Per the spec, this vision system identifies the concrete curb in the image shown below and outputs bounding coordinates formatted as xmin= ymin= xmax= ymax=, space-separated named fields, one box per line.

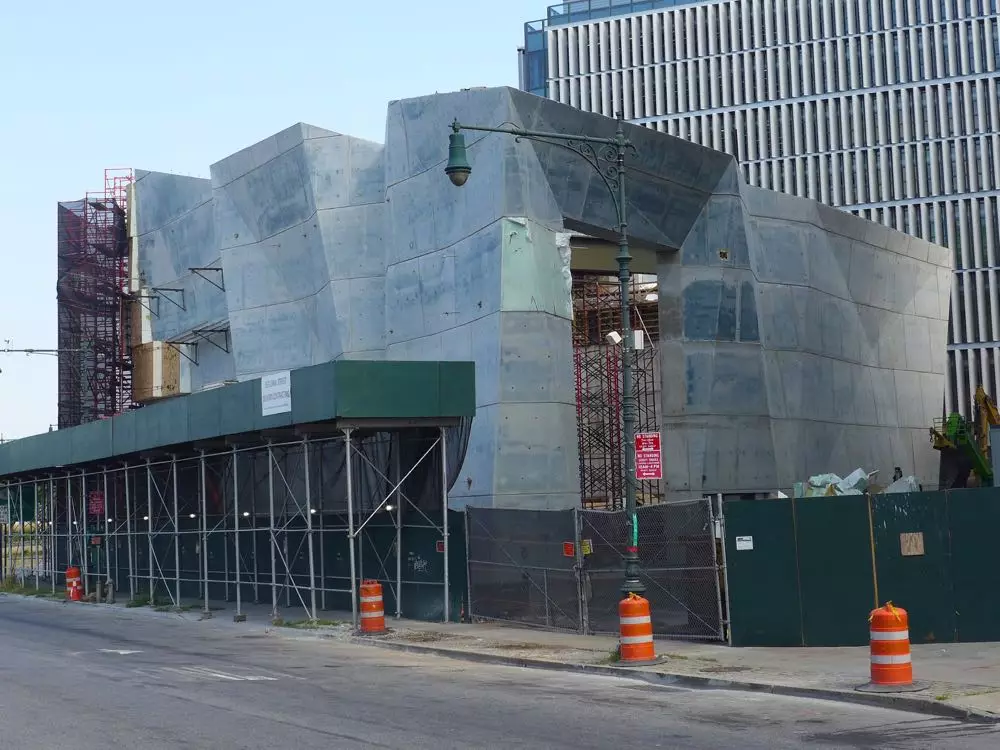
xmin=7 ymin=593 xmax=997 ymax=724
xmin=346 ymin=636 xmax=1000 ymax=725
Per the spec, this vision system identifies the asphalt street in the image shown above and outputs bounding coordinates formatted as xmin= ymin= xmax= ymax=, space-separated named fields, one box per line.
xmin=0 ymin=596 xmax=997 ymax=749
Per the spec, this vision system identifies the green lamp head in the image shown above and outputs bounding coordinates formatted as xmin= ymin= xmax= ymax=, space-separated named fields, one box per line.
xmin=445 ymin=120 xmax=471 ymax=187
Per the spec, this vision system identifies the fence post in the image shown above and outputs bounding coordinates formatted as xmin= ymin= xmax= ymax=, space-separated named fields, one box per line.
xmin=464 ymin=509 xmax=473 ymax=624
xmin=717 ymin=493 xmax=733 ymax=645
xmin=573 ymin=506 xmax=589 ymax=635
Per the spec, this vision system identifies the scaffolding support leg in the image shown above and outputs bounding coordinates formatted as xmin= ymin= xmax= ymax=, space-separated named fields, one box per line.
xmin=441 ymin=427 xmax=450 ymax=624
xmin=200 ymin=451 xmax=210 ymax=616
xmin=303 ymin=437 xmax=318 ymax=621
xmin=65 ymin=474 xmax=72 ymax=583
xmin=233 ymin=447 xmax=243 ymax=622
xmin=172 ymin=455 xmax=180 ymax=607
xmin=147 ymin=459 xmax=154 ymax=604
xmin=345 ymin=429 xmax=357 ymax=630
xmin=268 ymin=443 xmax=277 ymax=619
xmin=17 ymin=481 xmax=24 ymax=585
xmin=251 ymin=453 xmax=259 ymax=605
xmin=48 ymin=476 xmax=55 ymax=594
xmin=318 ymin=444 xmax=326 ymax=612
xmin=124 ymin=464 xmax=134 ymax=601
xmin=34 ymin=478 xmax=40 ymax=590
xmin=394 ymin=433 xmax=402 ymax=619
xmin=80 ymin=472 xmax=88 ymax=597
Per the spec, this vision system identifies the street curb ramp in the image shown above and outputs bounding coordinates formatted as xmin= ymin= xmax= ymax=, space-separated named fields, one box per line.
xmin=349 ymin=636 xmax=1000 ymax=725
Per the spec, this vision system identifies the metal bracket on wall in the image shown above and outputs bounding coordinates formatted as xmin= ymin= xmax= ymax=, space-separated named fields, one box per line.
xmin=188 ymin=267 xmax=225 ymax=292
xmin=164 ymin=341 xmax=198 ymax=366
xmin=134 ymin=292 xmax=160 ymax=318
xmin=151 ymin=287 xmax=186 ymax=311
xmin=189 ymin=327 xmax=230 ymax=354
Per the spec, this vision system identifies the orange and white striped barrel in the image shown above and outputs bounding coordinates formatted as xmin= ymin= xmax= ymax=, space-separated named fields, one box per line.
xmin=359 ymin=579 xmax=386 ymax=634
xmin=869 ymin=602 xmax=912 ymax=686
xmin=619 ymin=593 xmax=656 ymax=663
xmin=66 ymin=566 xmax=82 ymax=602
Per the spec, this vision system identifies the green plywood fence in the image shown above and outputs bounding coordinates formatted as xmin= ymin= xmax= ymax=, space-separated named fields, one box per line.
xmin=725 ymin=488 xmax=1000 ymax=647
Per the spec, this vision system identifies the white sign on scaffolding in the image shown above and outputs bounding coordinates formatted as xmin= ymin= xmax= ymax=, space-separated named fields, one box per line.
xmin=260 ymin=370 xmax=292 ymax=417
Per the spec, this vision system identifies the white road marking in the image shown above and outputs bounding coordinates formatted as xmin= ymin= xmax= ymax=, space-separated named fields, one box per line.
xmin=161 ymin=665 xmax=279 ymax=682
xmin=98 ymin=649 xmax=143 ymax=655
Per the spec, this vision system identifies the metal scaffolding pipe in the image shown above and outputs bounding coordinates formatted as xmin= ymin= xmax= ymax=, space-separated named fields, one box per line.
xmin=232 ymin=446 xmax=243 ymax=621
xmin=64 ymin=474 xmax=71 ymax=583
xmin=267 ymin=442 xmax=277 ymax=618
xmin=441 ymin=427 xmax=450 ymax=623
xmin=146 ymin=459 xmax=154 ymax=604
xmin=80 ymin=471 xmax=89 ymax=597
xmin=345 ymin=429 xmax=357 ymax=630
xmin=200 ymin=451 xmax=210 ymax=616
xmin=17 ymin=481 xmax=24 ymax=585
xmin=394 ymin=433 xmax=402 ymax=619
xmin=33 ymin=478 xmax=40 ymax=590
xmin=303 ymin=437 xmax=318 ymax=620
xmin=124 ymin=463 xmax=135 ymax=600
xmin=48 ymin=476 xmax=55 ymax=594
xmin=172 ymin=455 xmax=180 ymax=607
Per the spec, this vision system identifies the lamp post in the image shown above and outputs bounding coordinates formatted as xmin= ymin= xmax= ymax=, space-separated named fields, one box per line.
xmin=445 ymin=116 xmax=645 ymax=595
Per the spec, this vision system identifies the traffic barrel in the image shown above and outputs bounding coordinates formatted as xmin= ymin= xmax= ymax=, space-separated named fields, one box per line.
xmin=619 ymin=592 xmax=656 ymax=663
xmin=359 ymin=579 xmax=387 ymax=634
xmin=869 ymin=602 xmax=912 ymax=686
xmin=66 ymin=566 xmax=82 ymax=602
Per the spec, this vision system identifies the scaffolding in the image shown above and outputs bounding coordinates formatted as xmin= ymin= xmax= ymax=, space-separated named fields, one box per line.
xmin=572 ymin=272 xmax=661 ymax=509
xmin=0 ymin=425 xmax=468 ymax=627
xmin=57 ymin=168 xmax=135 ymax=428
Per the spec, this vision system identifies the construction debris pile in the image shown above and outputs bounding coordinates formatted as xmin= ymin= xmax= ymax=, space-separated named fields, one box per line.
xmin=793 ymin=468 xmax=921 ymax=498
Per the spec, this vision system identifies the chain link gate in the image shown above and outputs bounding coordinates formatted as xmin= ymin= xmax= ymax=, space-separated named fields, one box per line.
xmin=465 ymin=498 xmax=725 ymax=640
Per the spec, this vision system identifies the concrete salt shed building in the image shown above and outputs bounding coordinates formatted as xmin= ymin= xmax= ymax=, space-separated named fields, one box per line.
xmin=130 ymin=85 xmax=951 ymax=506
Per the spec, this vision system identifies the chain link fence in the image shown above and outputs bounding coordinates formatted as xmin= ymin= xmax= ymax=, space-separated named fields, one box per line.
xmin=466 ymin=498 xmax=724 ymax=640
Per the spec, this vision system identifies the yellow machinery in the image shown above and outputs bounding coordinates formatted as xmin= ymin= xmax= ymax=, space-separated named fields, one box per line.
xmin=931 ymin=385 xmax=1000 ymax=487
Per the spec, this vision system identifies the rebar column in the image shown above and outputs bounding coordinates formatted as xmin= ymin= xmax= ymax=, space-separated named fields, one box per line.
xmin=172 ymin=455 xmax=180 ymax=608
xmin=440 ymin=428 xmax=450 ymax=623
xmin=232 ymin=446 xmax=243 ymax=621
xmin=267 ymin=442 xmax=277 ymax=619
xmin=345 ymin=429 xmax=358 ymax=630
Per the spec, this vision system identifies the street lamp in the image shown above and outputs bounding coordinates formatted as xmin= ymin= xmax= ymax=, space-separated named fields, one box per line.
xmin=445 ymin=116 xmax=644 ymax=596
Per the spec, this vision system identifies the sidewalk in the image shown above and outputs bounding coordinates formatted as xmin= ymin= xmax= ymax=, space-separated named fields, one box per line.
xmin=9 ymin=590 xmax=1000 ymax=722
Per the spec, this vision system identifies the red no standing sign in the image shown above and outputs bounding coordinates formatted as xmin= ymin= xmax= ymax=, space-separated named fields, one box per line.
xmin=635 ymin=432 xmax=662 ymax=480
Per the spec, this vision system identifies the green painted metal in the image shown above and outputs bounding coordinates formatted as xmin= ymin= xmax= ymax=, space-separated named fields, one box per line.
xmin=795 ymin=496 xmax=875 ymax=647
xmin=724 ymin=498 xmax=803 ymax=647
xmin=725 ymin=488 xmax=1000 ymax=647
xmin=872 ymin=491 xmax=956 ymax=644
xmin=949 ymin=488 xmax=1000 ymax=642
xmin=0 ymin=360 xmax=475 ymax=478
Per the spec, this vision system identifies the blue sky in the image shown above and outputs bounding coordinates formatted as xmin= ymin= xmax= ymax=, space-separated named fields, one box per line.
xmin=0 ymin=0 xmax=547 ymax=439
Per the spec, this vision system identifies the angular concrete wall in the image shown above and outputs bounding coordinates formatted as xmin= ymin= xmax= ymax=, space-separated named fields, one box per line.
xmin=132 ymin=86 xmax=951 ymax=507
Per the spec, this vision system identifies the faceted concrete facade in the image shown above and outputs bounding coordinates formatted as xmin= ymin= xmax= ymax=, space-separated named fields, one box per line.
xmin=133 ymin=86 xmax=951 ymax=508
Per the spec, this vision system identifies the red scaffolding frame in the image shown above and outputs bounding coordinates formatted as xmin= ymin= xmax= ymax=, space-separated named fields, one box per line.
xmin=57 ymin=168 xmax=135 ymax=427
xmin=571 ymin=273 xmax=661 ymax=510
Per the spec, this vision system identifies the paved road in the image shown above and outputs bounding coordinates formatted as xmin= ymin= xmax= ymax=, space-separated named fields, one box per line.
xmin=0 ymin=596 xmax=997 ymax=749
